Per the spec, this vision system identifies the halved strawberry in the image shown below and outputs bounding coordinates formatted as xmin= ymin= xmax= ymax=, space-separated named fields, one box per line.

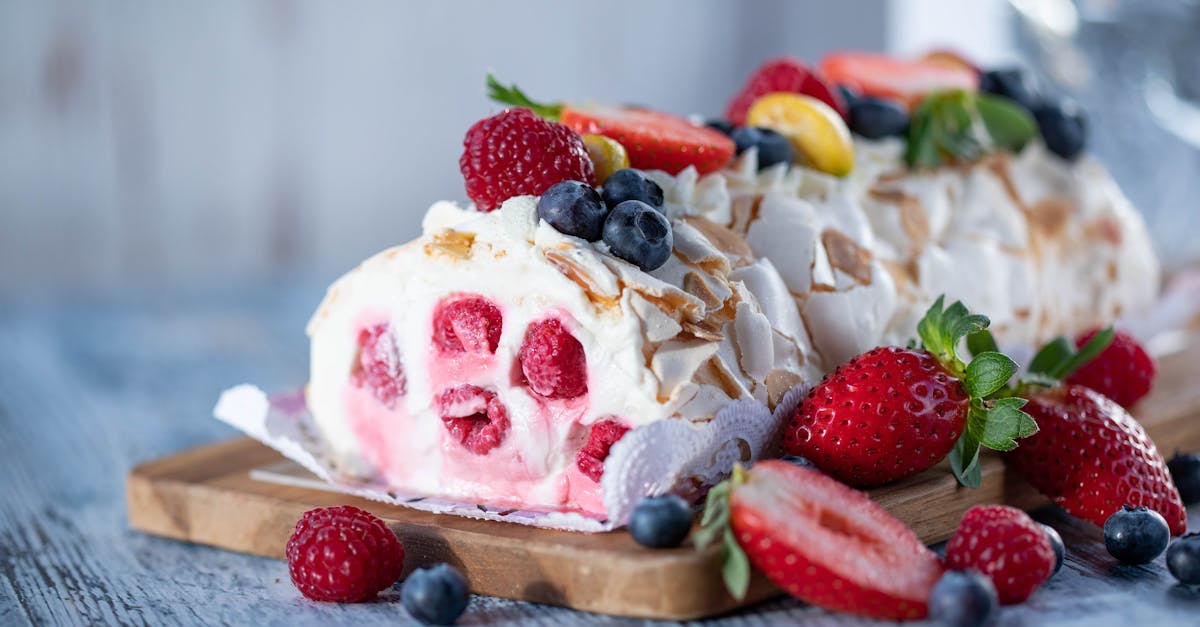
xmin=560 ymin=104 xmax=735 ymax=175
xmin=699 ymin=461 xmax=943 ymax=619
xmin=725 ymin=57 xmax=848 ymax=124
xmin=819 ymin=52 xmax=979 ymax=109
xmin=486 ymin=75 xmax=736 ymax=176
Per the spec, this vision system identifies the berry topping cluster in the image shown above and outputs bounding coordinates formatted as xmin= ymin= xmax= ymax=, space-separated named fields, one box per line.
xmin=537 ymin=170 xmax=674 ymax=272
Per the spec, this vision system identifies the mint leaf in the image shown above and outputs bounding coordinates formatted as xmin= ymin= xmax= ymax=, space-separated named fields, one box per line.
xmin=904 ymin=90 xmax=1034 ymax=168
xmin=1052 ymin=327 xmax=1115 ymax=380
xmin=1028 ymin=336 xmax=1073 ymax=377
xmin=722 ymin=528 xmax=751 ymax=600
xmin=967 ymin=329 xmax=999 ymax=357
xmin=905 ymin=98 xmax=942 ymax=168
xmin=950 ymin=431 xmax=982 ymax=488
xmin=976 ymin=94 xmax=1038 ymax=152
xmin=964 ymin=351 xmax=1018 ymax=399
xmin=486 ymin=74 xmax=564 ymax=120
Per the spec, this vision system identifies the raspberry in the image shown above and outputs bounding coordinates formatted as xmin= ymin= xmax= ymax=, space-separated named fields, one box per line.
xmin=353 ymin=323 xmax=406 ymax=408
xmin=460 ymin=108 xmax=595 ymax=212
xmin=438 ymin=385 xmax=510 ymax=455
xmin=575 ymin=418 xmax=630 ymax=482
xmin=285 ymin=505 xmax=405 ymax=603
xmin=1065 ymin=328 xmax=1156 ymax=408
xmin=432 ymin=295 xmax=503 ymax=354
xmin=945 ymin=505 xmax=1055 ymax=605
xmin=518 ymin=318 xmax=588 ymax=399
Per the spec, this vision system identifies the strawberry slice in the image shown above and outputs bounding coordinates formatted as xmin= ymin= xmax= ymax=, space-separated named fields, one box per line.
xmin=560 ymin=104 xmax=735 ymax=175
xmin=726 ymin=57 xmax=848 ymax=125
xmin=819 ymin=52 xmax=979 ymax=109
xmin=700 ymin=461 xmax=943 ymax=620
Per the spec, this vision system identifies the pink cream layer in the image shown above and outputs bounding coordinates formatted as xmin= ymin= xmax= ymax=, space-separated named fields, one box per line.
xmin=343 ymin=307 xmax=606 ymax=516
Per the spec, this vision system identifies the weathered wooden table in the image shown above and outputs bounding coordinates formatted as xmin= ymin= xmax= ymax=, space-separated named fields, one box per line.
xmin=2 ymin=281 xmax=1198 ymax=626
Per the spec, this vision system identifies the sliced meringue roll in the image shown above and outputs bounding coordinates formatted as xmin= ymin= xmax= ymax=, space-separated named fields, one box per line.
xmin=306 ymin=196 xmax=816 ymax=518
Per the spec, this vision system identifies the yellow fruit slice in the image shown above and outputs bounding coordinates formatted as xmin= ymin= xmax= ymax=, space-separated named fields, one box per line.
xmin=746 ymin=92 xmax=854 ymax=177
xmin=582 ymin=134 xmax=630 ymax=185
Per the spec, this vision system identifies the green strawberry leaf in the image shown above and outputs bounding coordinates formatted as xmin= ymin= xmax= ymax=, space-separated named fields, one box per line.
xmin=974 ymin=398 xmax=1036 ymax=451
xmin=951 ymin=315 xmax=991 ymax=350
xmin=1022 ymin=326 xmax=1114 ymax=392
xmin=1051 ymin=327 xmax=1115 ymax=380
xmin=694 ymin=481 xmax=731 ymax=550
xmin=964 ymin=351 xmax=1018 ymax=399
xmin=915 ymin=294 xmax=1037 ymax=487
xmin=486 ymin=74 xmax=564 ymax=121
xmin=696 ymin=467 xmax=753 ymax=600
xmin=723 ymin=528 xmax=751 ymax=601
xmin=976 ymin=94 xmax=1038 ymax=152
xmin=1028 ymin=336 xmax=1074 ymax=377
xmin=950 ymin=431 xmax=982 ymax=488
xmin=967 ymin=329 xmax=999 ymax=357
xmin=966 ymin=396 xmax=1037 ymax=453
xmin=917 ymin=296 xmax=990 ymax=377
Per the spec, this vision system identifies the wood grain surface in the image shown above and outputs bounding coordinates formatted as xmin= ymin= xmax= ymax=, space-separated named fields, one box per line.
xmin=3 ymin=282 xmax=1199 ymax=626
xmin=125 ymin=321 xmax=1200 ymax=620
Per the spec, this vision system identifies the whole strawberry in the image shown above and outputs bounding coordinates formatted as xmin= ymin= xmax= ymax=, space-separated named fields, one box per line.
xmin=697 ymin=460 xmax=944 ymax=620
xmin=460 ymin=107 xmax=594 ymax=212
xmin=784 ymin=297 xmax=1035 ymax=487
xmin=945 ymin=505 xmax=1056 ymax=605
xmin=1064 ymin=328 xmax=1156 ymax=408
xmin=286 ymin=505 xmax=405 ymax=602
xmin=1007 ymin=385 xmax=1187 ymax=536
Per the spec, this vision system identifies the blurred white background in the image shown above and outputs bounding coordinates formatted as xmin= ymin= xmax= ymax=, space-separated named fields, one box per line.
xmin=3 ymin=0 xmax=1193 ymax=294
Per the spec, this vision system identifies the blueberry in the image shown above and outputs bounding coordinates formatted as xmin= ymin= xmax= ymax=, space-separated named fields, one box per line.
xmin=602 ymin=200 xmax=673 ymax=272
xmin=628 ymin=494 xmax=692 ymax=548
xmin=1042 ymin=523 xmax=1065 ymax=576
xmin=836 ymin=84 xmax=861 ymax=108
xmin=779 ymin=454 xmax=816 ymax=470
xmin=1103 ymin=505 xmax=1170 ymax=565
xmin=730 ymin=127 xmax=795 ymax=170
xmin=1167 ymin=452 xmax=1200 ymax=506
xmin=979 ymin=67 xmax=1041 ymax=111
xmin=705 ymin=119 xmax=736 ymax=137
xmin=1032 ymin=99 xmax=1087 ymax=161
xmin=1041 ymin=518 xmax=1070 ymax=574
xmin=928 ymin=570 xmax=998 ymax=627
xmin=401 ymin=563 xmax=469 ymax=625
xmin=1166 ymin=533 xmax=1200 ymax=585
xmin=537 ymin=181 xmax=607 ymax=241
xmin=601 ymin=168 xmax=664 ymax=210
xmin=753 ymin=128 xmax=795 ymax=169
xmin=848 ymin=98 xmax=909 ymax=139
xmin=730 ymin=126 xmax=763 ymax=154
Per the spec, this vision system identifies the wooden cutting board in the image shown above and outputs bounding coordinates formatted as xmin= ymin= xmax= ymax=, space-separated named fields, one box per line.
xmin=126 ymin=334 xmax=1200 ymax=620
